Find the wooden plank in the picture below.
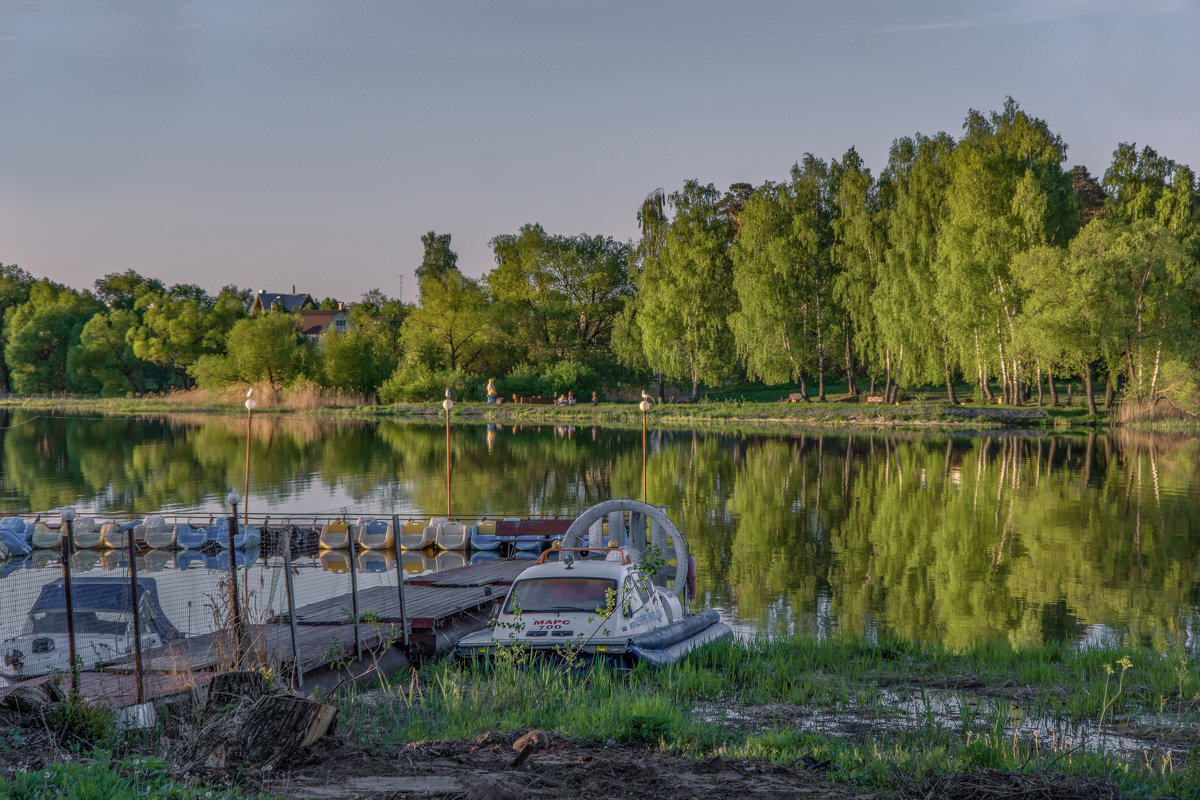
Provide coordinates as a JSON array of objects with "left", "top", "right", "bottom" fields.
[{"left": 407, "top": 558, "right": 528, "bottom": 587}]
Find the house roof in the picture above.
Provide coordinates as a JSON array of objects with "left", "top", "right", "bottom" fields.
[
  {"left": 252, "top": 292, "right": 314, "bottom": 313},
  {"left": 297, "top": 309, "right": 346, "bottom": 337}
]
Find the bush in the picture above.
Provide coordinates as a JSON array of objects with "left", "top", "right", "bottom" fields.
[
  {"left": 188, "top": 354, "right": 240, "bottom": 390},
  {"left": 540, "top": 360, "right": 600, "bottom": 399},
  {"left": 379, "top": 365, "right": 480, "bottom": 403},
  {"left": 496, "top": 363, "right": 543, "bottom": 399}
]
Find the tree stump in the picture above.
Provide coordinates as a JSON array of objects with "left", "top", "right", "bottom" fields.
[
  {"left": 205, "top": 669, "right": 267, "bottom": 710},
  {"left": 196, "top": 693, "right": 338, "bottom": 769}
]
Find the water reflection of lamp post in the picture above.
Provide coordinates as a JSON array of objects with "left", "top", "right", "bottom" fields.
[
  {"left": 639, "top": 397, "right": 652, "bottom": 503},
  {"left": 243, "top": 389, "right": 256, "bottom": 524},
  {"left": 442, "top": 389, "right": 454, "bottom": 519}
]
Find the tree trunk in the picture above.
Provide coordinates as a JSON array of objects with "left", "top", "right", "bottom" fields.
[
  {"left": 1104, "top": 371, "right": 1114, "bottom": 410},
  {"left": 1035, "top": 361, "right": 1043, "bottom": 406},
  {"left": 843, "top": 317, "right": 857, "bottom": 397},
  {"left": 1149, "top": 341, "right": 1162, "bottom": 402},
  {"left": 944, "top": 359, "right": 958, "bottom": 406},
  {"left": 883, "top": 347, "right": 892, "bottom": 403},
  {"left": 690, "top": 368, "right": 699, "bottom": 404},
  {"left": 815, "top": 289, "right": 825, "bottom": 402},
  {"left": 1048, "top": 372, "right": 1058, "bottom": 406},
  {"left": 1083, "top": 363, "right": 1097, "bottom": 416}
]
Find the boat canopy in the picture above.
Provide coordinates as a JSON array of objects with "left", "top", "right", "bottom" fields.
[{"left": 29, "top": 577, "right": 183, "bottom": 642}]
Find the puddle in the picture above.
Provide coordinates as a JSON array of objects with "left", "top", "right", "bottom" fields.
[{"left": 694, "top": 686, "right": 1190, "bottom": 763}]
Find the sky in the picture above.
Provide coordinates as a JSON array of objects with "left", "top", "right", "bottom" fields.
[{"left": 1, "top": 0, "right": 1197, "bottom": 304}]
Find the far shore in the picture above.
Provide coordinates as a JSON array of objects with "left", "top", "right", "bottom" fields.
[{"left": 0, "top": 392, "right": 1140, "bottom": 432}]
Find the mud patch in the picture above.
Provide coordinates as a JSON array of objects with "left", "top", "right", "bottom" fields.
[{"left": 252, "top": 732, "right": 865, "bottom": 800}]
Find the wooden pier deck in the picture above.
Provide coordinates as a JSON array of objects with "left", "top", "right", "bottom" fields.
[{"left": 0, "top": 557, "right": 529, "bottom": 709}]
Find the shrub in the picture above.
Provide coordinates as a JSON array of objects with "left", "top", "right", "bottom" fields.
[
  {"left": 540, "top": 360, "right": 600, "bottom": 398},
  {"left": 380, "top": 365, "right": 479, "bottom": 403},
  {"left": 496, "top": 363, "right": 543, "bottom": 399}
]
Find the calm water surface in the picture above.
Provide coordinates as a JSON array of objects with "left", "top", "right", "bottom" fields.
[{"left": 1, "top": 410, "right": 1197, "bottom": 654}]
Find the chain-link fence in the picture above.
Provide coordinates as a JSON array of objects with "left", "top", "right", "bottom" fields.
[
  {"left": 1, "top": 508, "right": 652, "bottom": 701},
  {"left": 0, "top": 511, "right": 422, "bottom": 699}
]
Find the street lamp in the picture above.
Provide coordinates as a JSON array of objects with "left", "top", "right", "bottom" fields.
[
  {"left": 639, "top": 397, "right": 652, "bottom": 503},
  {"left": 243, "top": 389, "right": 256, "bottom": 523},
  {"left": 442, "top": 390, "right": 453, "bottom": 519}
]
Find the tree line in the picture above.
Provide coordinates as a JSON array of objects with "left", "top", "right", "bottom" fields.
[{"left": 3, "top": 99, "right": 1197, "bottom": 409}]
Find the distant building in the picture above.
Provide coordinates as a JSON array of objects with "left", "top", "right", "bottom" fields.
[
  {"left": 297, "top": 307, "right": 351, "bottom": 340},
  {"left": 251, "top": 289, "right": 315, "bottom": 314}
]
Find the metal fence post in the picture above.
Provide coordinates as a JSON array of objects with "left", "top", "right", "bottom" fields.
[
  {"left": 348, "top": 525, "right": 360, "bottom": 659},
  {"left": 127, "top": 528, "right": 144, "bottom": 705},
  {"left": 227, "top": 501, "right": 244, "bottom": 666},
  {"left": 59, "top": 533, "right": 78, "bottom": 694},
  {"left": 282, "top": 527, "right": 302, "bottom": 689},
  {"left": 392, "top": 514, "right": 407, "bottom": 648}
]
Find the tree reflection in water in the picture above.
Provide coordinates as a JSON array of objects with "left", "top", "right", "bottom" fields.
[{"left": 0, "top": 411, "right": 1197, "bottom": 652}]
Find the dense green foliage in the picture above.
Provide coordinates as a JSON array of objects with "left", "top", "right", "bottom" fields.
[{"left": 2, "top": 99, "right": 1197, "bottom": 410}]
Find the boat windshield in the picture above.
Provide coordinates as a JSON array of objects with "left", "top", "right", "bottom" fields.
[
  {"left": 26, "top": 611, "right": 128, "bottom": 636},
  {"left": 503, "top": 577, "right": 618, "bottom": 614}
]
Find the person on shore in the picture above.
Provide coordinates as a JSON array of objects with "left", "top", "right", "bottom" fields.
[{"left": 591, "top": 391, "right": 598, "bottom": 406}]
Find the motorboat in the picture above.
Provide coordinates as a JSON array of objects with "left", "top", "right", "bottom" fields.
[
  {"left": 0, "top": 576, "right": 183, "bottom": 680},
  {"left": 455, "top": 499, "right": 730, "bottom": 666}
]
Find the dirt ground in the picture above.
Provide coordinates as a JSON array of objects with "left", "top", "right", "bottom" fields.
[{"left": 244, "top": 731, "right": 875, "bottom": 800}]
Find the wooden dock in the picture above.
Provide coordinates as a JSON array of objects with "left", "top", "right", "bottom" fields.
[{"left": 0, "top": 557, "right": 529, "bottom": 709}]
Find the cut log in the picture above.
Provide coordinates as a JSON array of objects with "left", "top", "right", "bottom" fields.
[{"left": 197, "top": 694, "right": 338, "bottom": 769}]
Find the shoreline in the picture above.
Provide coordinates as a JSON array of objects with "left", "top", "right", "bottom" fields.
[{"left": 0, "top": 395, "right": 1127, "bottom": 433}]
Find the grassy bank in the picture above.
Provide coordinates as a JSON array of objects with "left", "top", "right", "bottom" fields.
[
  {"left": 0, "top": 393, "right": 1110, "bottom": 432},
  {"left": 333, "top": 635, "right": 1199, "bottom": 797},
  {"left": 2, "top": 635, "right": 1195, "bottom": 798}
]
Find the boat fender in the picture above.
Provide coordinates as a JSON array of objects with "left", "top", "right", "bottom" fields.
[{"left": 686, "top": 554, "right": 697, "bottom": 598}]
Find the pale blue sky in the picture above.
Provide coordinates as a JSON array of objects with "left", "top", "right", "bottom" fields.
[{"left": 1, "top": 0, "right": 1196, "bottom": 303}]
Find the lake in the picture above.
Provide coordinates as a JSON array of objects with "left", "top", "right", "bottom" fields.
[{"left": 1, "top": 410, "right": 1197, "bottom": 654}]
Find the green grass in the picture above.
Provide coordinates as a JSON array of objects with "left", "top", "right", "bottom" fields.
[
  {"left": 331, "top": 634, "right": 1200, "bottom": 797},
  {"left": 0, "top": 755, "right": 267, "bottom": 800}
]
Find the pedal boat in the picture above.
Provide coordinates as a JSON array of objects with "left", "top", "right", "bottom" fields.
[{"left": 455, "top": 499, "right": 730, "bottom": 666}]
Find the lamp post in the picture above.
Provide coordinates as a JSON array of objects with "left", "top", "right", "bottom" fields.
[
  {"left": 639, "top": 398, "right": 652, "bottom": 503},
  {"left": 243, "top": 389, "right": 256, "bottom": 524},
  {"left": 442, "top": 390, "right": 454, "bottom": 519}
]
